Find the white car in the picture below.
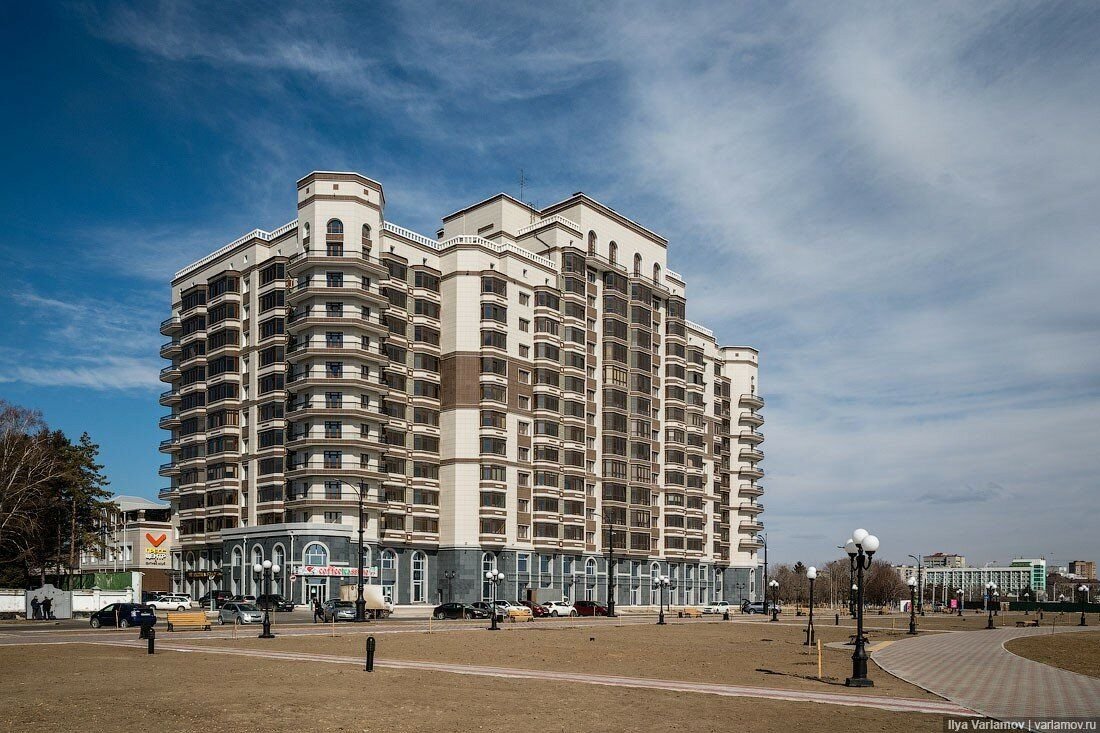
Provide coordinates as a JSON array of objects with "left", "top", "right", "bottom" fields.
[
  {"left": 543, "top": 601, "right": 578, "bottom": 617},
  {"left": 703, "top": 601, "right": 733, "bottom": 614},
  {"left": 148, "top": 595, "right": 193, "bottom": 611}
]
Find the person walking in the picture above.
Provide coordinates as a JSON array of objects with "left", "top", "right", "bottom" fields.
[
  {"left": 42, "top": 597, "right": 53, "bottom": 620},
  {"left": 30, "top": 596, "right": 41, "bottom": 621},
  {"left": 312, "top": 596, "right": 323, "bottom": 623}
]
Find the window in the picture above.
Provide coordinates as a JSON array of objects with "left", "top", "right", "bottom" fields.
[
  {"left": 326, "top": 218, "right": 343, "bottom": 235},
  {"left": 481, "top": 303, "right": 507, "bottom": 323},
  {"left": 480, "top": 384, "right": 506, "bottom": 403},
  {"left": 480, "top": 437, "right": 506, "bottom": 455},
  {"left": 303, "top": 543, "right": 329, "bottom": 566},
  {"left": 414, "top": 271, "right": 439, "bottom": 291},
  {"left": 481, "top": 553, "right": 498, "bottom": 600},
  {"left": 519, "top": 318, "right": 530, "bottom": 332},
  {"left": 481, "top": 330, "right": 507, "bottom": 349},
  {"left": 259, "top": 290, "right": 285, "bottom": 313},
  {"left": 411, "top": 552, "right": 427, "bottom": 604},
  {"left": 480, "top": 464, "right": 506, "bottom": 482},
  {"left": 481, "top": 276, "right": 506, "bottom": 296}
]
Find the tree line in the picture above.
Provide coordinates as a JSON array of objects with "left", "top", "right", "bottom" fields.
[
  {"left": 766, "top": 559, "right": 907, "bottom": 607},
  {"left": 0, "top": 399, "right": 113, "bottom": 587}
]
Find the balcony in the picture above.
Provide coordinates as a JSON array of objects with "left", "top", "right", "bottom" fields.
[
  {"left": 738, "top": 520, "right": 765, "bottom": 534},
  {"left": 287, "top": 250, "right": 388, "bottom": 277},
  {"left": 739, "top": 503, "right": 764, "bottom": 516},
  {"left": 160, "top": 339, "right": 181, "bottom": 358},
  {"left": 159, "top": 413, "right": 180, "bottom": 429},
  {"left": 160, "top": 316, "right": 181, "bottom": 335},
  {"left": 738, "top": 430, "right": 764, "bottom": 445},
  {"left": 738, "top": 483, "right": 764, "bottom": 498},
  {"left": 738, "top": 412, "right": 764, "bottom": 428},
  {"left": 160, "top": 364, "right": 180, "bottom": 382},
  {"left": 158, "top": 438, "right": 179, "bottom": 453},
  {"left": 158, "top": 462, "right": 179, "bottom": 477},
  {"left": 157, "top": 487, "right": 177, "bottom": 501},
  {"left": 739, "top": 393, "right": 764, "bottom": 409},
  {"left": 738, "top": 465, "right": 764, "bottom": 480},
  {"left": 738, "top": 448, "right": 764, "bottom": 463},
  {"left": 159, "top": 389, "right": 180, "bottom": 406},
  {"left": 739, "top": 536, "right": 764, "bottom": 551}
]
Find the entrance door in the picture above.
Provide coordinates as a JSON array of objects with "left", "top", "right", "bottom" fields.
[{"left": 306, "top": 580, "right": 327, "bottom": 605}]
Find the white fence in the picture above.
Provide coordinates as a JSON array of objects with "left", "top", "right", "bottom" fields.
[{"left": 0, "top": 587, "right": 137, "bottom": 617}]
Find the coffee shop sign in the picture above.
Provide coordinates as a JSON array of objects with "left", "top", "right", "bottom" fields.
[{"left": 297, "top": 565, "right": 378, "bottom": 578}]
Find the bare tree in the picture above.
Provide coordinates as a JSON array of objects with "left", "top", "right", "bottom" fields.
[{"left": 0, "top": 401, "right": 68, "bottom": 555}]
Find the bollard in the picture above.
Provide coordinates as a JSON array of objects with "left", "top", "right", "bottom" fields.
[
  {"left": 678, "top": 611, "right": 683, "bottom": 619},
  {"left": 365, "top": 636, "right": 376, "bottom": 672},
  {"left": 147, "top": 626, "right": 156, "bottom": 655},
  {"left": 723, "top": 610, "right": 730, "bottom": 621},
  {"left": 139, "top": 623, "right": 148, "bottom": 640},
  {"left": 835, "top": 613, "right": 840, "bottom": 626}
]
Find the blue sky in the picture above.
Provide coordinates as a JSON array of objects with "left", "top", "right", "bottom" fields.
[{"left": 2, "top": 1, "right": 1098, "bottom": 567}]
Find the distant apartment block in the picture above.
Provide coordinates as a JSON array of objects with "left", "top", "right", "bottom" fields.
[
  {"left": 895, "top": 558, "right": 1047, "bottom": 601},
  {"left": 1068, "top": 561, "right": 1096, "bottom": 580},
  {"left": 158, "top": 171, "right": 765, "bottom": 607},
  {"left": 924, "top": 552, "right": 966, "bottom": 568}
]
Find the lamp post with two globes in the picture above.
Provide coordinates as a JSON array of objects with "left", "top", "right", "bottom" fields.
[
  {"left": 1079, "top": 584, "right": 1089, "bottom": 627},
  {"left": 907, "top": 576, "right": 918, "bottom": 635},
  {"left": 957, "top": 588, "right": 964, "bottom": 617},
  {"left": 253, "top": 559, "right": 281, "bottom": 639},
  {"left": 985, "top": 582, "right": 997, "bottom": 629},
  {"left": 656, "top": 575, "right": 670, "bottom": 625},
  {"left": 768, "top": 579, "right": 779, "bottom": 621},
  {"left": 486, "top": 569, "right": 505, "bottom": 631},
  {"left": 844, "top": 528, "right": 879, "bottom": 687}
]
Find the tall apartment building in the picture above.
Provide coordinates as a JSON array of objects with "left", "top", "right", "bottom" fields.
[{"left": 158, "top": 171, "right": 764, "bottom": 607}]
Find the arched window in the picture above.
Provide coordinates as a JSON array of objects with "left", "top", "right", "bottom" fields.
[
  {"left": 411, "top": 551, "right": 427, "bottom": 603},
  {"left": 231, "top": 547, "right": 244, "bottom": 595},
  {"left": 362, "top": 223, "right": 372, "bottom": 249},
  {"left": 585, "top": 558, "right": 597, "bottom": 600},
  {"left": 361, "top": 544, "right": 372, "bottom": 570},
  {"left": 633, "top": 253, "right": 642, "bottom": 275},
  {"left": 303, "top": 221, "right": 311, "bottom": 244},
  {"left": 587, "top": 231, "right": 597, "bottom": 254},
  {"left": 250, "top": 546, "right": 264, "bottom": 595},
  {"left": 303, "top": 542, "right": 328, "bottom": 566},
  {"left": 481, "top": 552, "right": 497, "bottom": 601},
  {"left": 380, "top": 549, "right": 397, "bottom": 604},
  {"left": 609, "top": 241, "right": 618, "bottom": 264},
  {"left": 326, "top": 218, "right": 344, "bottom": 235},
  {"left": 273, "top": 544, "right": 286, "bottom": 596},
  {"left": 653, "top": 263, "right": 661, "bottom": 282}
]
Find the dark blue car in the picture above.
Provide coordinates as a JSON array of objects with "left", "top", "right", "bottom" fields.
[{"left": 89, "top": 603, "right": 157, "bottom": 629}]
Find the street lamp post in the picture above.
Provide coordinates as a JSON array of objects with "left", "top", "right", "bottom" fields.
[
  {"left": 908, "top": 554, "right": 924, "bottom": 616},
  {"left": 486, "top": 570, "right": 505, "bottom": 631},
  {"left": 851, "top": 584, "right": 858, "bottom": 618},
  {"left": 603, "top": 511, "right": 618, "bottom": 618},
  {"left": 985, "top": 582, "right": 997, "bottom": 629},
  {"left": 334, "top": 480, "right": 371, "bottom": 622},
  {"left": 757, "top": 533, "right": 768, "bottom": 615},
  {"left": 769, "top": 579, "right": 779, "bottom": 622},
  {"left": 804, "top": 567, "right": 817, "bottom": 645},
  {"left": 844, "top": 528, "right": 879, "bottom": 688},
  {"left": 656, "top": 575, "right": 670, "bottom": 625},
  {"left": 956, "top": 588, "right": 964, "bottom": 617},
  {"left": 253, "top": 559, "right": 281, "bottom": 639},
  {"left": 907, "top": 576, "right": 917, "bottom": 635},
  {"left": 1079, "top": 585, "right": 1089, "bottom": 627}
]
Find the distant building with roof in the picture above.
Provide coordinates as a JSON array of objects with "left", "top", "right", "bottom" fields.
[{"left": 79, "top": 494, "right": 175, "bottom": 592}]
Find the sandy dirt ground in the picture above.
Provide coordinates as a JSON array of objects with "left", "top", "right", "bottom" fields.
[
  {"left": 185, "top": 615, "right": 941, "bottom": 698},
  {"left": 1004, "top": 629, "right": 1100, "bottom": 678},
  {"left": 0, "top": 642, "right": 955, "bottom": 733}
]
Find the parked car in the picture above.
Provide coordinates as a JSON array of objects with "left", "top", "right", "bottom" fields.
[
  {"left": 255, "top": 594, "right": 295, "bottom": 612},
  {"left": 196, "top": 590, "right": 232, "bottom": 609},
  {"left": 219, "top": 602, "right": 264, "bottom": 625},
  {"left": 230, "top": 595, "right": 257, "bottom": 604},
  {"left": 517, "top": 600, "right": 549, "bottom": 617},
  {"left": 89, "top": 603, "right": 157, "bottom": 629},
  {"left": 542, "top": 601, "right": 578, "bottom": 617},
  {"left": 431, "top": 603, "right": 490, "bottom": 620},
  {"left": 573, "top": 600, "right": 609, "bottom": 617},
  {"left": 148, "top": 594, "right": 194, "bottom": 611},
  {"left": 471, "top": 601, "right": 505, "bottom": 621},
  {"left": 493, "top": 600, "right": 533, "bottom": 622},
  {"left": 321, "top": 599, "right": 356, "bottom": 622},
  {"left": 742, "top": 601, "right": 780, "bottom": 615},
  {"left": 703, "top": 601, "right": 732, "bottom": 615}
]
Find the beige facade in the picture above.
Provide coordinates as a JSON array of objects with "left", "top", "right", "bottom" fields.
[{"left": 159, "top": 171, "right": 764, "bottom": 605}]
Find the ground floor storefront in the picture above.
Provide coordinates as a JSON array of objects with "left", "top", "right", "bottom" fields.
[{"left": 171, "top": 524, "right": 760, "bottom": 608}]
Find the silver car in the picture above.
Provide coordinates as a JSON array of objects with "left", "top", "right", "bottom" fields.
[
  {"left": 218, "top": 602, "right": 264, "bottom": 625},
  {"left": 322, "top": 599, "right": 357, "bottom": 622}
]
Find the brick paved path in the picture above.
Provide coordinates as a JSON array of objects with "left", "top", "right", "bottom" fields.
[
  {"left": 87, "top": 639, "right": 972, "bottom": 716},
  {"left": 873, "top": 625, "right": 1100, "bottom": 721}
]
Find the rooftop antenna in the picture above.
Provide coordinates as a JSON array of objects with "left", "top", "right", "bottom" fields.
[{"left": 519, "top": 168, "right": 537, "bottom": 223}]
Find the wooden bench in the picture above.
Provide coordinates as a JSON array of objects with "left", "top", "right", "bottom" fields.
[
  {"left": 1015, "top": 620, "right": 1040, "bottom": 628},
  {"left": 166, "top": 611, "right": 211, "bottom": 631}
]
